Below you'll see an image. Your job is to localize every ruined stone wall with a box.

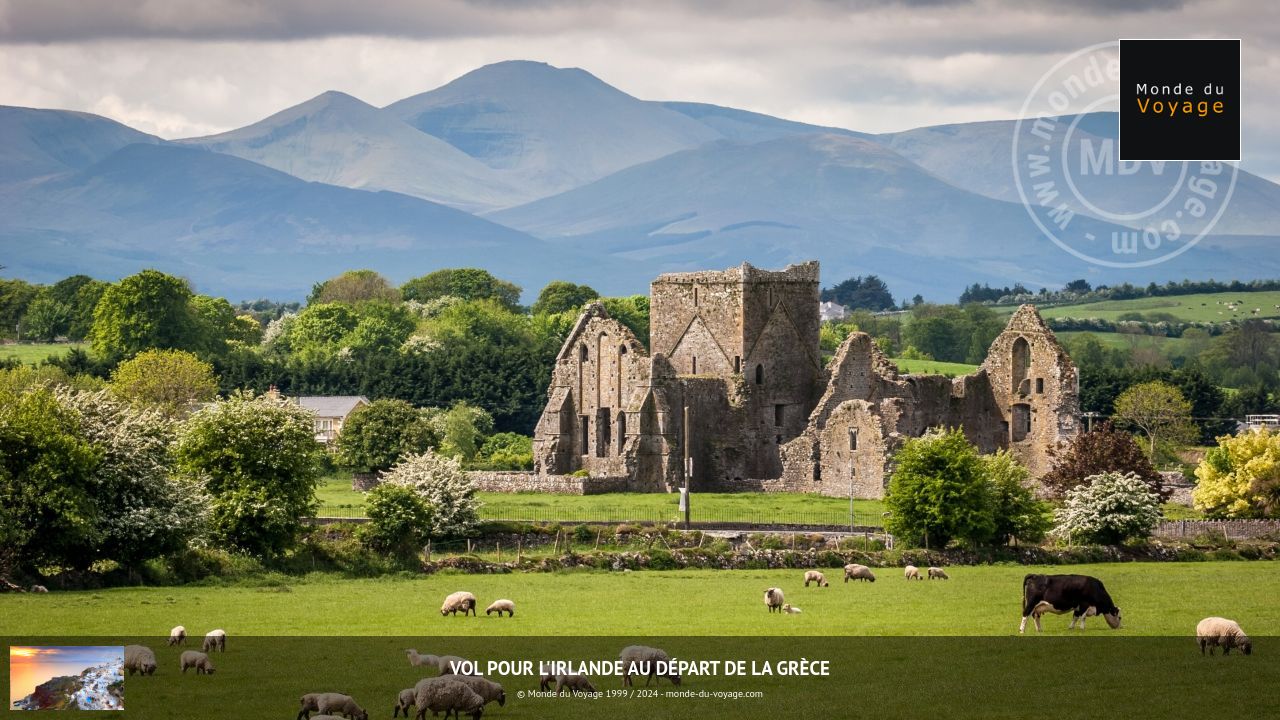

[651,267,747,368]
[467,471,629,495]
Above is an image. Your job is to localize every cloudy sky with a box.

[2,0,1276,178]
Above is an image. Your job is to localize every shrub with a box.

[1042,422,1164,498]
[885,429,994,547]
[334,399,437,473]
[473,432,534,470]
[360,484,433,558]
[1053,471,1162,545]
[379,451,481,539]
[1193,429,1280,518]
[983,450,1051,544]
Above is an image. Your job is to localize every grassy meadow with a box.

[1018,291,1280,323]
[0,342,84,364]
[889,357,980,376]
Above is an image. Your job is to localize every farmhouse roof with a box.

[295,395,369,419]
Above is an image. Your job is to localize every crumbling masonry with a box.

[532,262,1079,497]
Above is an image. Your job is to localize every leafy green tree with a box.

[1041,422,1163,498]
[884,429,995,547]
[401,268,522,311]
[286,303,358,353]
[90,269,197,359]
[474,432,534,470]
[821,275,895,311]
[109,349,218,417]
[982,450,1051,544]
[360,483,433,558]
[377,451,480,539]
[174,391,321,557]
[1193,429,1280,518]
[334,399,438,473]
[1053,472,1161,544]
[342,303,416,357]
[309,269,400,305]
[1114,381,1198,457]
[532,281,599,315]
[0,386,101,572]
[21,293,72,341]
[429,401,495,463]
[0,278,38,341]
[189,295,241,357]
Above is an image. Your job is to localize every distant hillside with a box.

[1009,291,1280,323]
[0,106,159,183]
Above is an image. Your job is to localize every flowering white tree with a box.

[380,451,481,538]
[1053,471,1162,545]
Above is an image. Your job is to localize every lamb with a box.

[123,645,157,676]
[1196,617,1253,656]
[179,650,215,675]
[441,591,478,617]
[555,674,597,696]
[928,567,950,580]
[413,678,486,720]
[393,688,417,718]
[406,649,441,668]
[485,599,515,617]
[764,587,785,613]
[803,571,829,587]
[782,604,802,614]
[619,645,681,687]
[843,564,876,583]
[30,585,48,593]
[297,692,369,720]
[168,625,187,646]
[438,674,506,707]
[904,565,923,581]
[203,629,227,653]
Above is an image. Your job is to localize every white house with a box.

[294,395,369,443]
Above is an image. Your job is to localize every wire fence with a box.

[312,504,887,529]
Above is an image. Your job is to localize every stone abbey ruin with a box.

[531,262,1079,498]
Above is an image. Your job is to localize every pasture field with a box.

[0,341,85,364]
[889,357,980,376]
[2,564,1275,719]
[1004,291,1280,323]
[1057,330,1193,354]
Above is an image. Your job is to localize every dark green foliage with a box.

[335,399,438,473]
[400,268,522,311]
[360,483,432,559]
[1042,422,1164,498]
[821,275,895,311]
[885,429,995,547]
[532,281,600,315]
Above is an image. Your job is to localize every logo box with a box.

[1119,39,1240,161]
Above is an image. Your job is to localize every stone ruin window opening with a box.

[617,412,627,452]
[598,408,611,457]
[579,415,590,455]
[580,344,589,362]
[755,363,764,385]
[1012,403,1031,442]
[1036,378,1044,394]
[734,356,741,373]
[692,355,698,374]
[774,404,785,426]
[1012,336,1030,394]
[849,428,858,451]
[693,285,699,307]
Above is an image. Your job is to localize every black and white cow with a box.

[1020,574,1121,633]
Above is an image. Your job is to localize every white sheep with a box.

[30,585,48,593]
[803,571,828,587]
[413,678,486,720]
[393,688,416,718]
[297,692,369,720]
[539,672,556,691]
[168,625,187,646]
[406,649,441,668]
[904,565,923,581]
[764,587,785,613]
[843,564,876,583]
[1196,617,1253,656]
[438,674,506,707]
[485,599,515,617]
[203,629,227,653]
[927,567,949,580]
[555,674,597,696]
[179,650,215,675]
[619,645,682,687]
[123,645,157,676]
[782,604,802,614]
[441,591,478,617]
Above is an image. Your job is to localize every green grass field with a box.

[4,564,1274,719]
[1,562,1273,636]
[1010,291,1280,323]
[1057,330,1193,354]
[0,342,85,364]
[889,357,980,376]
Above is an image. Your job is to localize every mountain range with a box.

[2,59,1277,301]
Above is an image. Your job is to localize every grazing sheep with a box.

[803,571,828,587]
[441,591,478,617]
[555,674,597,696]
[764,587,785,613]
[30,585,48,593]
[437,655,477,676]
[904,565,923,581]
[1196,617,1253,656]
[539,672,556,691]
[123,645,157,676]
[843,564,876,583]
[782,604,802,614]
[485,599,515,617]
[179,650,215,675]
[439,674,506,707]
[619,645,681,687]
[393,688,417,718]
[202,629,226,653]
[413,678,486,720]
[928,567,950,580]
[406,649,441,668]
[297,692,369,720]
[168,625,187,646]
